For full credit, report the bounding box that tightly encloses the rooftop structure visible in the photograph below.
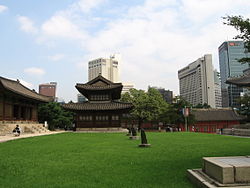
[63,75,133,130]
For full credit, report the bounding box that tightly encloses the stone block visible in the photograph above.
[203,157,234,184]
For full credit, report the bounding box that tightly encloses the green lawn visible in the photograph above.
[0,132,250,188]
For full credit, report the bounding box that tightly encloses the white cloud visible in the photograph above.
[41,15,86,40]
[17,16,38,34]
[48,54,65,61]
[24,67,45,76]
[25,0,250,96]
[0,5,8,13]
[74,0,106,13]
[19,79,33,89]
[78,0,250,95]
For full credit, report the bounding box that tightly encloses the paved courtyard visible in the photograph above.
[0,131,64,143]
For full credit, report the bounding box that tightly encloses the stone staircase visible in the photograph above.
[0,122,49,136]
[24,124,49,134]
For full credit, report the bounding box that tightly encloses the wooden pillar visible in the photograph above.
[3,95,5,120]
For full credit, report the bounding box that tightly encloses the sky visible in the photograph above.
[0,0,250,102]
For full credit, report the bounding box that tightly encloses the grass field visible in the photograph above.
[0,132,250,188]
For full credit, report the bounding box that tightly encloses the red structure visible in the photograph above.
[39,82,57,98]
[180,108,243,133]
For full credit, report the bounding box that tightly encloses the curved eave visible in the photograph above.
[62,102,133,111]
[75,84,123,91]
[226,76,250,87]
[76,85,122,100]
[0,77,53,103]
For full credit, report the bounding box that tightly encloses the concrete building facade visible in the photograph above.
[214,71,222,108]
[121,83,134,94]
[149,86,173,104]
[178,54,216,108]
[88,54,120,82]
[219,41,249,108]
[77,93,87,103]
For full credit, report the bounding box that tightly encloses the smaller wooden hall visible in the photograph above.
[0,76,53,122]
[183,108,243,133]
[63,75,133,130]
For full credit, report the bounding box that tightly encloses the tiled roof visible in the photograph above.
[62,101,133,111]
[192,108,244,121]
[0,76,53,102]
[226,75,250,86]
[76,75,122,91]
[76,83,122,90]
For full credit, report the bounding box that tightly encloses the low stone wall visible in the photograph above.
[222,128,250,137]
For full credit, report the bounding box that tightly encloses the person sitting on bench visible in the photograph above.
[13,125,21,136]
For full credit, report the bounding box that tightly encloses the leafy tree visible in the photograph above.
[223,15,250,63]
[38,102,74,130]
[193,103,211,109]
[121,88,168,128]
[237,94,250,121]
[165,96,195,127]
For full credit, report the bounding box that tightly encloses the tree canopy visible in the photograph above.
[223,15,250,63]
[38,102,74,130]
[121,88,168,127]
[164,96,196,126]
[121,90,195,129]
[237,94,250,122]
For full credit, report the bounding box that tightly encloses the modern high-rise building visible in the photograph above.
[88,54,120,82]
[219,41,250,108]
[77,93,87,103]
[178,54,216,108]
[39,82,57,98]
[149,86,173,104]
[121,83,134,94]
[214,70,222,108]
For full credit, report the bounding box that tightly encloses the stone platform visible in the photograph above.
[187,156,250,187]
[75,127,127,133]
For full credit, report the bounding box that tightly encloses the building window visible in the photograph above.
[112,115,119,121]
[79,115,92,121]
[95,116,108,121]
[90,95,109,101]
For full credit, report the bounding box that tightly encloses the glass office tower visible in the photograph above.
[219,41,249,108]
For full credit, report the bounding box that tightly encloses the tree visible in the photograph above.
[193,103,211,109]
[165,96,195,127]
[237,94,250,121]
[38,102,74,130]
[223,15,250,63]
[121,88,168,128]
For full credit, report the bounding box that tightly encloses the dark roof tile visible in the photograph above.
[62,101,133,111]
[0,76,53,102]
[192,108,243,121]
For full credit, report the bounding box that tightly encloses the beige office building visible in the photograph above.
[88,54,120,82]
[178,54,216,108]
[121,83,134,94]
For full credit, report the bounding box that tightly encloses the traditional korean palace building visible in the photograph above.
[0,76,53,135]
[226,68,250,87]
[182,108,243,133]
[63,75,133,131]
[0,76,53,122]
